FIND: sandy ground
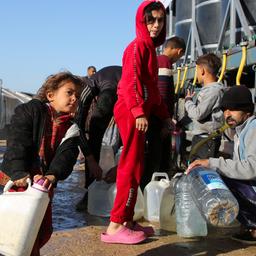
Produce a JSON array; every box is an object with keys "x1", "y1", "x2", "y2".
[{"x1": 41, "y1": 219, "x2": 256, "y2": 256}]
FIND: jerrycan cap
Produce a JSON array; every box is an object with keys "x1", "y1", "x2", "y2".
[{"x1": 32, "y1": 178, "x2": 49, "y2": 192}]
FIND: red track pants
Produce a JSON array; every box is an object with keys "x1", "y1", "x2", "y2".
[{"x1": 111, "y1": 100, "x2": 146, "y2": 223}]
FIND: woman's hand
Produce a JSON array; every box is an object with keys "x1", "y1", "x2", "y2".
[
  {"x1": 104, "y1": 166, "x2": 117, "y2": 183},
  {"x1": 86, "y1": 155, "x2": 103, "y2": 180}
]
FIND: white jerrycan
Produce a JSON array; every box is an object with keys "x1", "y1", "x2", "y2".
[
  {"x1": 108, "y1": 183, "x2": 144, "y2": 221},
  {"x1": 87, "y1": 180, "x2": 113, "y2": 217},
  {"x1": 159, "y1": 174, "x2": 181, "y2": 232},
  {"x1": 143, "y1": 172, "x2": 171, "y2": 222},
  {"x1": 0, "y1": 178, "x2": 50, "y2": 256},
  {"x1": 87, "y1": 144, "x2": 115, "y2": 217}
]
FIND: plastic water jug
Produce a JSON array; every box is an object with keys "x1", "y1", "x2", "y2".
[
  {"x1": 143, "y1": 172, "x2": 171, "y2": 222},
  {"x1": 187, "y1": 166, "x2": 239, "y2": 227},
  {"x1": 159, "y1": 174, "x2": 180, "y2": 232},
  {"x1": 108, "y1": 183, "x2": 144, "y2": 221},
  {"x1": 87, "y1": 180, "x2": 113, "y2": 217},
  {"x1": 0, "y1": 178, "x2": 50, "y2": 256},
  {"x1": 175, "y1": 174, "x2": 208, "y2": 237}
]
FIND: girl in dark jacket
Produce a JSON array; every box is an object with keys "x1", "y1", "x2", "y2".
[{"x1": 0, "y1": 71, "x2": 82, "y2": 255}]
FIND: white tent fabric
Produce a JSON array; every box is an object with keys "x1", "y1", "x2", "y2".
[{"x1": 0, "y1": 88, "x2": 32, "y2": 129}]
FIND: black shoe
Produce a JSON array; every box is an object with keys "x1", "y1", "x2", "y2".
[
  {"x1": 75, "y1": 192, "x2": 88, "y2": 212},
  {"x1": 231, "y1": 231, "x2": 256, "y2": 245}
]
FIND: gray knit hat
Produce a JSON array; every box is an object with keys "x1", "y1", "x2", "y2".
[{"x1": 220, "y1": 85, "x2": 254, "y2": 113}]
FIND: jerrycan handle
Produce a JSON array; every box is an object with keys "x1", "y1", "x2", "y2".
[
  {"x1": 151, "y1": 172, "x2": 169, "y2": 181},
  {"x1": 3, "y1": 178, "x2": 31, "y2": 193}
]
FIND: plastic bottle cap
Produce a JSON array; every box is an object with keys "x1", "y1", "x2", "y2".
[{"x1": 32, "y1": 178, "x2": 49, "y2": 192}]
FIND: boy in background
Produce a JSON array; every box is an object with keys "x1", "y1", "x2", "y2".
[
  {"x1": 142, "y1": 36, "x2": 185, "y2": 189},
  {"x1": 185, "y1": 53, "x2": 224, "y2": 161}
]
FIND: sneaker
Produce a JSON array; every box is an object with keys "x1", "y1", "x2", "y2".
[{"x1": 231, "y1": 231, "x2": 256, "y2": 245}]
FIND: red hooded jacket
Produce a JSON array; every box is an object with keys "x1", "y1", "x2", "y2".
[{"x1": 117, "y1": 0, "x2": 169, "y2": 120}]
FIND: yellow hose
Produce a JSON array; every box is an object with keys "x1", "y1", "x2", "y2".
[
  {"x1": 218, "y1": 51, "x2": 227, "y2": 83},
  {"x1": 192, "y1": 65, "x2": 197, "y2": 86},
  {"x1": 175, "y1": 67, "x2": 182, "y2": 94},
  {"x1": 180, "y1": 65, "x2": 188, "y2": 90},
  {"x1": 236, "y1": 42, "x2": 248, "y2": 85}
]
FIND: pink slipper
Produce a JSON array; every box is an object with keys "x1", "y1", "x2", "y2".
[
  {"x1": 101, "y1": 226, "x2": 146, "y2": 244},
  {"x1": 132, "y1": 222, "x2": 155, "y2": 237}
]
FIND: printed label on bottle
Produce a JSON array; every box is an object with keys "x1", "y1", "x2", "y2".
[{"x1": 200, "y1": 171, "x2": 228, "y2": 190}]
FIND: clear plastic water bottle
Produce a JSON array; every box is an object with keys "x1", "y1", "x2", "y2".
[
  {"x1": 187, "y1": 166, "x2": 239, "y2": 227},
  {"x1": 175, "y1": 174, "x2": 208, "y2": 237}
]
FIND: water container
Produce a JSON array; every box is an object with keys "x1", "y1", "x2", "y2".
[
  {"x1": 108, "y1": 183, "x2": 144, "y2": 221},
  {"x1": 187, "y1": 166, "x2": 239, "y2": 227},
  {"x1": 143, "y1": 172, "x2": 171, "y2": 222},
  {"x1": 87, "y1": 180, "x2": 113, "y2": 217},
  {"x1": 0, "y1": 178, "x2": 50, "y2": 256},
  {"x1": 159, "y1": 175, "x2": 179, "y2": 232},
  {"x1": 175, "y1": 174, "x2": 208, "y2": 237}
]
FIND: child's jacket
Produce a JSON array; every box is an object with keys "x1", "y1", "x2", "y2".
[{"x1": 1, "y1": 99, "x2": 80, "y2": 182}]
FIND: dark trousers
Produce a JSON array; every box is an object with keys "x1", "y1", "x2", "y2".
[
  {"x1": 190, "y1": 134, "x2": 221, "y2": 162},
  {"x1": 222, "y1": 176, "x2": 256, "y2": 229},
  {"x1": 141, "y1": 116, "x2": 172, "y2": 190}
]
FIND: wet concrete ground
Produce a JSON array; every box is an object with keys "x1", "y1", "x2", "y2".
[
  {"x1": 41, "y1": 169, "x2": 256, "y2": 256},
  {"x1": 41, "y1": 222, "x2": 256, "y2": 256}
]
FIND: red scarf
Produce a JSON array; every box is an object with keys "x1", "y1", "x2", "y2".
[{"x1": 39, "y1": 105, "x2": 73, "y2": 169}]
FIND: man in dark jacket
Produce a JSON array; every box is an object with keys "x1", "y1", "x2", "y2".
[{"x1": 75, "y1": 65, "x2": 122, "y2": 211}]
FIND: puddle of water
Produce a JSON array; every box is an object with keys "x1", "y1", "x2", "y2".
[{"x1": 52, "y1": 170, "x2": 87, "y2": 231}]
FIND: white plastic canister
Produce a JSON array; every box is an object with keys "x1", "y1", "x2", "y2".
[
  {"x1": 108, "y1": 183, "x2": 144, "y2": 221},
  {"x1": 159, "y1": 175, "x2": 180, "y2": 232},
  {"x1": 143, "y1": 172, "x2": 171, "y2": 222},
  {"x1": 87, "y1": 180, "x2": 114, "y2": 217},
  {"x1": 0, "y1": 179, "x2": 50, "y2": 256}
]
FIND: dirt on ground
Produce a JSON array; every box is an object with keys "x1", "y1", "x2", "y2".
[{"x1": 41, "y1": 219, "x2": 256, "y2": 256}]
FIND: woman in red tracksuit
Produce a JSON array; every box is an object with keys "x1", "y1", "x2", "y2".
[{"x1": 101, "y1": 0, "x2": 173, "y2": 245}]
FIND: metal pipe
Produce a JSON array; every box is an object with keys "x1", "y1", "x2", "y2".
[
  {"x1": 218, "y1": 51, "x2": 227, "y2": 82},
  {"x1": 192, "y1": 65, "x2": 198, "y2": 86},
  {"x1": 175, "y1": 67, "x2": 182, "y2": 94},
  {"x1": 180, "y1": 65, "x2": 189, "y2": 90},
  {"x1": 236, "y1": 41, "x2": 248, "y2": 85}
]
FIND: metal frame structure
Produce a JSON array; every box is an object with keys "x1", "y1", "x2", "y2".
[
  {"x1": 173, "y1": 0, "x2": 255, "y2": 63},
  {"x1": 216, "y1": 0, "x2": 253, "y2": 52}
]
